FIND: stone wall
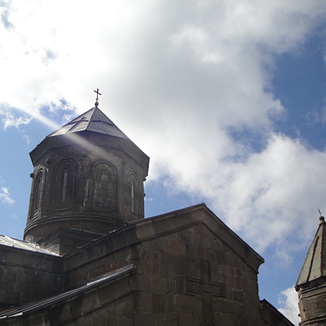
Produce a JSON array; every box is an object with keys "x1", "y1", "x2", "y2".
[
  {"x1": 62, "y1": 217, "x2": 262, "y2": 325},
  {"x1": 0, "y1": 273, "x2": 133, "y2": 326},
  {"x1": 297, "y1": 280, "x2": 326, "y2": 325},
  {"x1": 131, "y1": 224, "x2": 261, "y2": 326},
  {"x1": 0, "y1": 247, "x2": 64, "y2": 310}
]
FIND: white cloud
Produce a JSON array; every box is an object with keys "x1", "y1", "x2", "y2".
[
  {"x1": 0, "y1": 0, "x2": 325, "y2": 261},
  {"x1": 1, "y1": 110, "x2": 32, "y2": 129},
  {"x1": 22, "y1": 134, "x2": 30, "y2": 144},
  {"x1": 0, "y1": 187, "x2": 14, "y2": 204},
  {"x1": 278, "y1": 286, "x2": 300, "y2": 325},
  {"x1": 145, "y1": 128, "x2": 326, "y2": 255}
]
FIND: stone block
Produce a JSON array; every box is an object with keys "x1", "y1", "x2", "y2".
[
  {"x1": 179, "y1": 312, "x2": 194, "y2": 326},
  {"x1": 175, "y1": 294, "x2": 199, "y2": 309},
  {"x1": 70, "y1": 296, "x2": 83, "y2": 319},
  {"x1": 5, "y1": 252, "x2": 23, "y2": 266},
  {"x1": 233, "y1": 290, "x2": 244, "y2": 303},
  {"x1": 81, "y1": 290, "x2": 101, "y2": 316},
  {"x1": 117, "y1": 317, "x2": 133, "y2": 326},
  {"x1": 176, "y1": 274, "x2": 185, "y2": 294},
  {"x1": 27, "y1": 312, "x2": 51, "y2": 326},
  {"x1": 114, "y1": 295, "x2": 133, "y2": 319},
  {"x1": 134, "y1": 312, "x2": 155, "y2": 325},
  {"x1": 48, "y1": 302, "x2": 73, "y2": 326},
  {"x1": 214, "y1": 299, "x2": 234, "y2": 314},
  {"x1": 140, "y1": 292, "x2": 153, "y2": 313},
  {"x1": 217, "y1": 312, "x2": 234, "y2": 326},
  {"x1": 165, "y1": 294, "x2": 176, "y2": 313},
  {"x1": 152, "y1": 277, "x2": 169, "y2": 293},
  {"x1": 152, "y1": 293, "x2": 165, "y2": 314},
  {"x1": 132, "y1": 274, "x2": 152, "y2": 291}
]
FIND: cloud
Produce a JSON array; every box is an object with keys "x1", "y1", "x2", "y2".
[
  {"x1": 278, "y1": 286, "x2": 300, "y2": 325},
  {"x1": 0, "y1": 109, "x2": 32, "y2": 129},
  {"x1": 22, "y1": 134, "x2": 30, "y2": 144},
  {"x1": 0, "y1": 0, "x2": 326, "y2": 262},
  {"x1": 0, "y1": 1, "x2": 13, "y2": 29},
  {"x1": 0, "y1": 187, "x2": 14, "y2": 204},
  {"x1": 145, "y1": 128, "x2": 326, "y2": 255}
]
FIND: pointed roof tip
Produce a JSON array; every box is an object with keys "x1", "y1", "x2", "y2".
[
  {"x1": 94, "y1": 88, "x2": 101, "y2": 107},
  {"x1": 296, "y1": 213, "x2": 326, "y2": 288},
  {"x1": 47, "y1": 106, "x2": 129, "y2": 140}
]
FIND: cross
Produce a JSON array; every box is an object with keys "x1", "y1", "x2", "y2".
[
  {"x1": 186, "y1": 261, "x2": 225, "y2": 323},
  {"x1": 94, "y1": 88, "x2": 101, "y2": 106}
]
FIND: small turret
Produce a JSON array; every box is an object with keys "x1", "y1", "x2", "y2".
[{"x1": 295, "y1": 214, "x2": 326, "y2": 325}]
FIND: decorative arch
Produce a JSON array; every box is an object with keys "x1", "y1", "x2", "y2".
[
  {"x1": 52, "y1": 159, "x2": 77, "y2": 206},
  {"x1": 30, "y1": 169, "x2": 45, "y2": 219},
  {"x1": 92, "y1": 161, "x2": 117, "y2": 211}
]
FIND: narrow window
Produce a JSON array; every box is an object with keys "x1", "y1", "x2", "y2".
[
  {"x1": 52, "y1": 160, "x2": 76, "y2": 207},
  {"x1": 61, "y1": 169, "x2": 68, "y2": 203},
  {"x1": 131, "y1": 181, "x2": 135, "y2": 213},
  {"x1": 33, "y1": 172, "x2": 43, "y2": 214},
  {"x1": 98, "y1": 170, "x2": 109, "y2": 206}
]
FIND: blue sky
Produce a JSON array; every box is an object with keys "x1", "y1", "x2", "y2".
[{"x1": 1, "y1": 1, "x2": 326, "y2": 324}]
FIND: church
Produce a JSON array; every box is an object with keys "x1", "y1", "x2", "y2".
[{"x1": 0, "y1": 93, "x2": 302, "y2": 325}]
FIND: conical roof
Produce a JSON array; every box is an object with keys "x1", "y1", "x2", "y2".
[
  {"x1": 296, "y1": 216, "x2": 326, "y2": 287},
  {"x1": 48, "y1": 106, "x2": 129, "y2": 140}
]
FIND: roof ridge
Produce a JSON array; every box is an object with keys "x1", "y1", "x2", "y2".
[{"x1": 85, "y1": 106, "x2": 97, "y2": 131}]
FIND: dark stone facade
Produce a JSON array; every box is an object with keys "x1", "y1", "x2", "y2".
[
  {"x1": 24, "y1": 107, "x2": 149, "y2": 253},
  {"x1": 0, "y1": 245, "x2": 63, "y2": 310},
  {"x1": 0, "y1": 105, "x2": 294, "y2": 325}
]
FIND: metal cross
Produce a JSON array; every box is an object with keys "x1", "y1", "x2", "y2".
[{"x1": 94, "y1": 88, "x2": 101, "y2": 106}]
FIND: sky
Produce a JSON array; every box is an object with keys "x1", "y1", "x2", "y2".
[{"x1": 0, "y1": 1, "x2": 326, "y2": 324}]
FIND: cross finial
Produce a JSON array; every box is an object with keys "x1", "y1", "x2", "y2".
[
  {"x1": 94, "y1": 88, "x2": 101, "y2": 107},
  {"x1": 318, "y1": 209, "x2": 325, "y2": 224}
]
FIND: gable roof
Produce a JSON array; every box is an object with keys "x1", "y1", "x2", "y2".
[
  {"x1": 296, "y1": 216, "x2": 326, "y2": 287},
  {"x1": 64, "y1": 203, "x2": 264, "y2": 273},
  {"x1": 260, "y1": 299, "x2": 294, "y2": 326},
  {"x1": 48, "y1": 107, "x2": 129, "y2": 139}
]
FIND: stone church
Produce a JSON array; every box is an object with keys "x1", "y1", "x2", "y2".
[{"x1": 0, "y1": 97, "x2": 296, "y2": 325}]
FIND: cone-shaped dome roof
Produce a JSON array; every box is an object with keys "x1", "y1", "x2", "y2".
[
  {"x1": 296, "y1": 216, "x2": 326, "y2": 287},
  {"x1": 48, "y1": 107, "x2": 129, "y2": 140}
]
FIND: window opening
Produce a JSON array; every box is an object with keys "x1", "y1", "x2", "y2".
[
  {"x1": 61, "y1": 169, "x2": 68, "y2": 203},
  {"x1": 33, "y1": 173, "x2": 42, "y2": 213},
  {"x1": 131, "y1": 181, "x2": 135, "y2": 213}
]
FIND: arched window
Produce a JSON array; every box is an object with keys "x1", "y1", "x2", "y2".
[
  {"x1": 128, "y1": 172, "x2": 139, "y2": 216},
  {"x1": 32, "y1": 171, "x2": 43, "y2": 216},
  {"x1": 130, "y1": 181, "x2": 135, "y2": 214},
  {"x1": 61, "y1": 169, "x2": 68, "y2": 203},
  {"x1": 93, "y1": 162, "x2": 117, "y2": 210},
  {"x1": 52, "y1": 160, "x2": 76, "y2": 206}
]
